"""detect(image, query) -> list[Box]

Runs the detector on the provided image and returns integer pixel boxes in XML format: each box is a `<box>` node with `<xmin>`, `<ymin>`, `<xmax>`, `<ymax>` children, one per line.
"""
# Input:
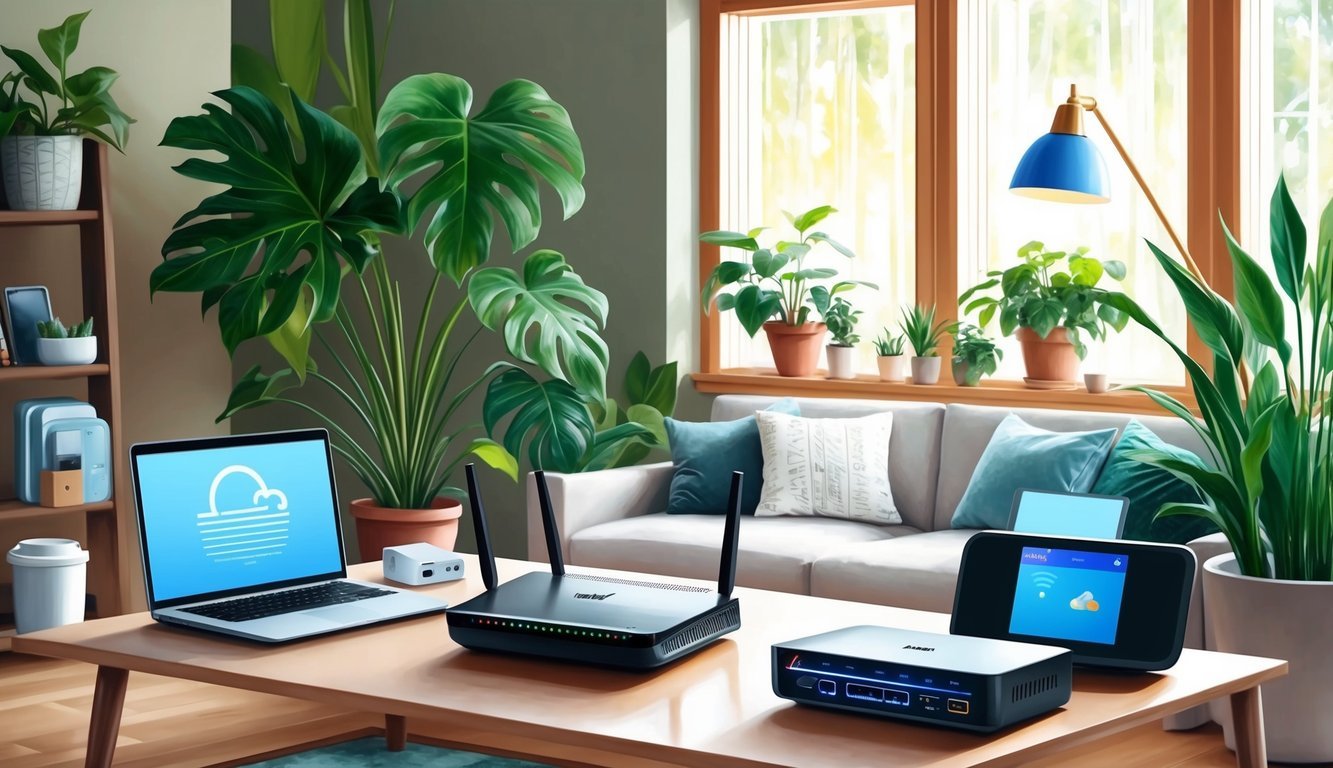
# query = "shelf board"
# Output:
<box><xmin>0</xmin><ymin>628</ymin><xmax>14</xmax><ymax>653</ymax></box>
<box><xmin>0</xmin><ymin>498</ymin><xmax>114</xmax><ymax>522</ymax></box>
<box><xmin>0</xmin><ymin>362</ymin><xmax>109</xmax><ymax>382</ymax></box>
<box><xmin>0</xmin><ymin>209</ymin><xmax>99</xmax><ymax>226</ymax></box>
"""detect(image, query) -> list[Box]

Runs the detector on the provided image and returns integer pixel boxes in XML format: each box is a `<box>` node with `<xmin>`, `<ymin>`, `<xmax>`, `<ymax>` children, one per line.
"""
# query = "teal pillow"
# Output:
<box><xmin>952</xmin><ymin>414</ymin><xmax>1117</xmax><ymax>530</ymax></box>
<box><xmin>665</xmin><ymin>399</ymin><xmax>800</xmax><ymax>515</ymax></box>
<box><xmin>1092</xmin><ymin>420</ymin><xmax>1219</xmax><ymax>544</ymax></box>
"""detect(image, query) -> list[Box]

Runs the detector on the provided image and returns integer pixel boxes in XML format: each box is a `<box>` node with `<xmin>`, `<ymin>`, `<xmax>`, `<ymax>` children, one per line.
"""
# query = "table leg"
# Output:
<box><xmin>385</xmin><ymin>714</ymin><xmax>406</xmax><ymax>752</ymax></box>
<box><xmin>85</xmin><ymin>666</ymin><xmax>128</xmax><ymax>768</ymax></box>
<box><xmin>1230</xmin><ymin>685</ymin><xmax>1267</xmax><ymax>768</ymax></box>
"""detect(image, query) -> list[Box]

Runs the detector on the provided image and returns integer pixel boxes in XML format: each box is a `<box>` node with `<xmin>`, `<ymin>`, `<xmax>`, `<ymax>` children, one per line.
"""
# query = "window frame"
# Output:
<box><xmin>697</xmin><ymin>0</ymin><xmax>1240</xmax><ymax>414</ymax></box>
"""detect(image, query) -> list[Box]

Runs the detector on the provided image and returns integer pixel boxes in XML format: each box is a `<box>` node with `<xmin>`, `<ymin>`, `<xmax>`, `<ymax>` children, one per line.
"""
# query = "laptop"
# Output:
<box><xmin>131</xmin><ymin>428</ymin><xmax>447</xmax><ymax>642</ymax></box>
<box><xmin>1008</xmin><ymin>488</ymin><xmax>1130</xmax><ymax>540</ymax></box>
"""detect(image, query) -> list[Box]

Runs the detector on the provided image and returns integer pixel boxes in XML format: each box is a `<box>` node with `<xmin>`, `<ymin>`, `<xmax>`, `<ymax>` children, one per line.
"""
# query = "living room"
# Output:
<box><xmin>0</xmin><ymin>0</ymin><xmax>1328</xmax><ymax>766</ymax></box>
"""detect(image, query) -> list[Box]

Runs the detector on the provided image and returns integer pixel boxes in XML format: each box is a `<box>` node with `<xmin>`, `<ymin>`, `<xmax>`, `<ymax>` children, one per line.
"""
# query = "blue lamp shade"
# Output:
<box><xmin>1009</xmin><ymin>132</ymin><xmax>1111</xmax><ymax>203</ymax></box>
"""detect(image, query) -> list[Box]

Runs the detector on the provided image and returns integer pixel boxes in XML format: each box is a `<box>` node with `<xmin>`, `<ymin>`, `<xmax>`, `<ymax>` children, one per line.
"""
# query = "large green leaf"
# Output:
<box><xmin>269</xmin><ymin>0</ymin><xmax>324</xmax><ymax>101</ymax></box>
<box><xmin>462</xmin><ymin>437</ymin><xmax>518</xmax><ymax>482</ymax></box>
<box><xmin>36</xmin><ymin>11</ymin><xmax>89</xmax><ymax>84</ymax></box>
<box><xmin>216</xmin><ymin>364</ymin><xmax>300</xmax><ymax>421</ymax></box>
<box><xmin>1222</xmin><ymin>218</ymin><xmax>1291</xmax><ymax>364</ymax></box>
<box><xmin>1</xmin><ymin>46</ymin><xmax>58</xmax><ymax>95</ymax></box>
<box><xmin>1145</xmin><ymin>239</ymin><xmax>1245</xmax><ymax>365</ymax></box>
<box><xmin>154</xmin><ymin>87</ymin><xmax>405</xmax><ymax>353</ymax></box>
<box><xmin>468</xmin><ymin>249</ymin><xmax>609</xmax><ymax>400</ymax></box>
<box><xmin>378</xmin><ymin>74</ymin><xmax>585</xmax><ymax>283</ymax></box>
<box><xmin>231</xmin><ymin>44</ymin><xmax>300</xmax><ymax>133</ymax></box>
<box><xmin>483</xmin><ymin>366</ymin><xmax>595</xmax><ymax>473</ymax></box>
<box><xmin>1269</xmin><ymin>175</ymin><xmax>1306</xmax><ymax>303</ymax></box>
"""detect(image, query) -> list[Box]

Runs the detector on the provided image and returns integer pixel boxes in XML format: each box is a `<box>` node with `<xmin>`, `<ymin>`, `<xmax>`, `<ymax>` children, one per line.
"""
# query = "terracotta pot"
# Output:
<box><xmin>1016</xmin><ymin>326</ymin><xmax>1080</xmax><ymax>383</ymax></box>
<box><xmin>952</xmin><ymin>358</ymin><xmax>981</xmax><ymax>387</ymax></box>
<box><xmin>763</xmin><ymin>321</ymin><xmax>826</xmax><ymax>377</ymax></box>
<box><xmin>1205</xmin><ymin>554</ymin><xmax>1333</xmax><ymax>762</ymax></box>
<box><xmin>877</xmin><ymin>355</ymin><xmax>907</xmax><ymax>382</ymax></box>
<box><xmin>349</xmin><ymin>497</ymin><xmax>462</xmax><ymax>563</ymax></box>
<box><xmin>910</xmin><ymin>356</ymin><xmax>941</xmax><ymax>385</ymax></box>
<box><xmin>825</xmin><ymin>344</ymin><xmax>856</xmax><ymax>379</ymax></box>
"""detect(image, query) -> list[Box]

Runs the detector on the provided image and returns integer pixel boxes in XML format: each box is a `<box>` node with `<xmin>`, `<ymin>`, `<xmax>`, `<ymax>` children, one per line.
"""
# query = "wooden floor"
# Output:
<box><xmin>0</xmin><ymin>652</ymin><xmax>1268</xmax><ymax>768</ymax></box>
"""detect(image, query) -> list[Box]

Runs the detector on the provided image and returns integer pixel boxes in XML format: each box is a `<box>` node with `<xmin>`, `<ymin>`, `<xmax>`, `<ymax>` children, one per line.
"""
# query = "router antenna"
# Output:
<box><xmin>534</xmin><ymin>470</ymin><xmax>566</xmax><ymax>576</ymax></box>
<box><xmin>718</xmin><ymin>471</ymin><xmax>743</xmax><ymax>598</ymax></box>
<box><xmin>465</xmin><ymin>464</ymin><xmax>498</xmax><ymax>591</ymax></box>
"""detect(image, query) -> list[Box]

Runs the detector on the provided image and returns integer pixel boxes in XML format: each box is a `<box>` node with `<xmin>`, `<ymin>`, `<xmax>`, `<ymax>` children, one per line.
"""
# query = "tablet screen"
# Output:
<box><xmin>1011</xmin><ymin>490</ymin><xmax>1126</xmax><ymax>539</ymax></box>
<box><xmin>1009</xmin><ymin>547</ymin><xmax>1128</xmax><ymax>645</ymax></box>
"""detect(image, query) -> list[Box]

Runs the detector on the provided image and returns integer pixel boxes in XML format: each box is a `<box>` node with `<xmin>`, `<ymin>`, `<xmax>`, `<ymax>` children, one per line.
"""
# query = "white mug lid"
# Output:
<box><xmin>6</xmin><ymin>538</ymin><xmax>89</xmax><ymax>567</ymax></box>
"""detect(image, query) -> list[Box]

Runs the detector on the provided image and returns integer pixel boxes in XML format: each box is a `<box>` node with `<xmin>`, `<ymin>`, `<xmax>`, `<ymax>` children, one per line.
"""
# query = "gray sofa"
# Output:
<box><xmin>526</xmin><ymin>395</ymin><xmax>1230</xmax><ymax>726</ymax></box>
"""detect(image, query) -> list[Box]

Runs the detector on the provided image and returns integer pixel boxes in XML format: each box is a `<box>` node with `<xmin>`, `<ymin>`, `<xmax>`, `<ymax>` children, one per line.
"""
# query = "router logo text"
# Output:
<box><xmin>574</xmin><ymin>592</ymin><xmax>615</xmax><ymax>601</ymax></box>
<box><xmin>902</xmin><ymin>644</ymin><xmax>935</xmax><ymax>652</ymax></box>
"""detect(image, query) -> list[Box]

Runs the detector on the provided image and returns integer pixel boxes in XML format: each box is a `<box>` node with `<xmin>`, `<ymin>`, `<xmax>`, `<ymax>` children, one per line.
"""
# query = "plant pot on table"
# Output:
<box><xmin>763</xmin><ymin>321</ymin><xmax>826</xmax><ymax>377</ymax></box>
<box><xmin>349</xmin><ymin>497</ymin><xmax>463</xmax><ymax>563</ymax></box>
<box><xmin>1016</xmin><ymin>326</ymin><xmax>1080</xmax><ymax>384</ymax></box>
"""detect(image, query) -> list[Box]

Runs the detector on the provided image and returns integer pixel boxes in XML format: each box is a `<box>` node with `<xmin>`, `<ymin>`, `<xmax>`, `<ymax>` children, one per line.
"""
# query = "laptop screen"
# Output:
<box><xmin>134</xmin><ymin>433</ymin><xmax>345</xmax><ymax>604</ymax></box>
<box><xmin>1010</xmin><ymin>490</ymin><xmax>1128</xmax><ymax>540</ymax></box>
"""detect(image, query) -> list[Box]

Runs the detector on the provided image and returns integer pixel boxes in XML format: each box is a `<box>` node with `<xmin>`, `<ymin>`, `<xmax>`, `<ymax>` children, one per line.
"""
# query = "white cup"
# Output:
<box><xmin>7</xmin><ymin>538</ymin><xmax>88</xmax><ymax>634</ymax></box>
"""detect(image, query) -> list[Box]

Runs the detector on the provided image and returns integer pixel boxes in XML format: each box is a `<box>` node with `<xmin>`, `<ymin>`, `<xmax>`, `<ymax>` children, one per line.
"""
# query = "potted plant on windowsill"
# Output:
<box><xmin>899</xmin><ymin>304</ymin><xmax>949</xmax><ymax>385</ymax></box>
<box><xmin>872</xmin><ymin>330</ymin><xmax>907</xmax><ymax>382</ymax></box>
<box><xmin>700</xmin><ymin>205</ymin><xmax>875</xmax><ymax>377</ymax></box>
<box><xmin>959</xmin><ymin>242</ymin><xmax>1128</xmax><ymax>387</ymax></box>
<box><xmin>820</xmin><ymin>295</ymin><xmax>861</xmax><ymax>380</ymax></box>
<box><xmin>35</xmin><ymin>316</ymin><xmax>95</xmax><ymax>365</ymax></box>
<box><xmin>1106</xmin><ymin>177</ymin><xmax>1333</xmax><ymax>762</ymax></box>
<box><xmin>950</xmin><ymin>323</ymin><xmax>1001</xmax><ymax>387</ymax></box>
<box><xmin>0</xmin><ymin>11</ymin><xmax>133</xmax><ymax>210</ymax></box>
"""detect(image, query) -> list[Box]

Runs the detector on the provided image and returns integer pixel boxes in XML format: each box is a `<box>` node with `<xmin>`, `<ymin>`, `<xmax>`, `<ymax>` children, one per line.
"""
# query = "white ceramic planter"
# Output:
<box><xmin>826</xmin><ymin>345</ymin><xmax>855</xmax><ymax>379</ymax></box>
<box><xmin>876</xmin><ymin>355</ymin><xmax>907</xmax><ymax>382</ymax></box>
<box><xmin>910</xmin><ymin>356</ymin><xmax>941</xmax><ymax>385</ymax></box>
<box><xmin>1204</xmin><ymin>553</ymin><xmax>1333</xmax><ymax>762</ymax></box>
<box><xmin>1</xmin><ymin>135</ymin><xmax>83</xmax><ymax>210</ymax></box>
<box><xmin>36</xmin><ymin>336</ymin><xmax>97</xmax><ymax>366</ymax></box>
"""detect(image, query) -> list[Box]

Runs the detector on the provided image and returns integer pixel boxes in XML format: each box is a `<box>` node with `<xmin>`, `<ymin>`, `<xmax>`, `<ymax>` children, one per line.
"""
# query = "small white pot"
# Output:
<box><xmin>877</xmin><ymin>355</ymin><xmax>907</xmax><ymax>382</ymax></box>
<box><xmin>36</xmin><ymin>336</ymin><xmax>97</xmax><ymax>366</ymax></box>
<box><xmin>825</xmin><ymin>345</ymin><xmax>856</xmax><ymax>380</ymax></box>
<box><xmin>910</xmin><ymin>356</ymin><xmax>941</xmax><ymax>385</ymax></box>
<box><xmin>1</xmin><ymin>135</ymin><xmax>83</xmax><ymax>211</ymax></box>
<box><xmin>1084</xmin><ymin>373</ymin><xmax>1109</xmax><ymax>394</ymax></box>
<box><xmin>1204</xmin><ymin>553</ymin><xmax>1333</xmax><ymax>762</ymax></box>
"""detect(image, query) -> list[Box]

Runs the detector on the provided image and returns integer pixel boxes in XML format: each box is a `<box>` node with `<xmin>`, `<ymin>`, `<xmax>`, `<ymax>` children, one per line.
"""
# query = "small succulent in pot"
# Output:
<box><xmin>872</xmin><ymin>329</ymin><xmax>908</xmax><ymax>383</ymax></box>
<box><xmin>950</xmin><ymin>323</ymin><xmax>1002</xmax><ymax>386</ymax></box>
<box><xmin>819</xmin><ymin>295</ymin><xmax>861</xmax><ymax>380</ymax></box>
<box><xmin>35</xmin><ymin>316</ymin><xmax>95</xmax><ymax>365</ymax></box>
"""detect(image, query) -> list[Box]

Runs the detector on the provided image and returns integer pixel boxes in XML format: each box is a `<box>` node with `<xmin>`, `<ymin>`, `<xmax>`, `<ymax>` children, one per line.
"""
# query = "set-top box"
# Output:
<box><xmin>772</xmin><ymin>625</ymin><xmax>1072</xmax><ymax>733</ymax></box>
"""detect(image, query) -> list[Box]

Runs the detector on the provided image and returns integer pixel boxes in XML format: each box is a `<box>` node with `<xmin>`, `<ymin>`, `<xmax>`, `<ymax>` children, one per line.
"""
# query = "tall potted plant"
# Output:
<box><xmin>959</xmin><ymin>243</ymin><xmax>1127</xmax><ymax>387</ymax></box>
<box><xmin>0</xmin><ymin>11</ymin><xmax>133</xmax><ymax>210</ymax></box>
<box><xmin>153</xmin><ymin>2</ymin><xmax>627</xmax><ymax>560</ymax></box>
<box><xmin>1107</xmin><ymin>177</ymin><xmax>1333</xmax><ymax>761</ymax></box>
<box><xmin>700</xmin><ymin>205</ymin><xmax>874</xmax><ymax>377</ymax></box>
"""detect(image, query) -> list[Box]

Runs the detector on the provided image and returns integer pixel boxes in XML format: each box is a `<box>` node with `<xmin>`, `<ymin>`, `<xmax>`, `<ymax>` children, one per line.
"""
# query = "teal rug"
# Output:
<box><xmin>240</xmin><ymin>737</ymin><xmax>553</xmax><ymax>767</ymax></box>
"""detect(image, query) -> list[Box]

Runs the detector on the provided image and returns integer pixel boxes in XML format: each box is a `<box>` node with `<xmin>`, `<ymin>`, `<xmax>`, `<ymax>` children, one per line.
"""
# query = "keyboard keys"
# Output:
<box><xmin>181</xmin><ymin>582</ymin><xmax>393</xmax><ymax>622</ymax></box>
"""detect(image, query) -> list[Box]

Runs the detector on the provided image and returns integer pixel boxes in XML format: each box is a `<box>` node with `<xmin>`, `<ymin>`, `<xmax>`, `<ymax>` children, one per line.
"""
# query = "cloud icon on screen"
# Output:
<box><xmin>195</xmin><ymin>465</ymin><xmax>292</xmax><ymax>563</ymax></box>
<box><xmin>1069</xmin><ymin>591</ymin><xmax>1100</xmax><ymax>612</ymax></box>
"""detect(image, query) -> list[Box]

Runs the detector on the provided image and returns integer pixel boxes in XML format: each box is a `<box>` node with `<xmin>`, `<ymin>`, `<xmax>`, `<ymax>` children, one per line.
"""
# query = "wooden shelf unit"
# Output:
<box><xmin>0</xmin><ymin>141</ymin><xmax>127</xmax><ymax>642</ymax></box>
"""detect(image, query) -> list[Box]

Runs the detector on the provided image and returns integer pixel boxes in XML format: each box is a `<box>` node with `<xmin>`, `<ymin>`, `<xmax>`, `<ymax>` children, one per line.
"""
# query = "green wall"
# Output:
<box><xmin>230</xmin><ymin>0</ymin><xmax>703</xmax><ymax>558</ymax></box>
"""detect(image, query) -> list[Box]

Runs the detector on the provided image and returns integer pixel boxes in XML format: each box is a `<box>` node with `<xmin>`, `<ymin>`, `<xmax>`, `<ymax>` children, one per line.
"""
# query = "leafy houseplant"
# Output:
<box><xmin>35</xmin><ymin>316</ymin><xmax>95</xmax><ymax>366</ymax></box>
<box><xmin>950</xmin><ymin>323</ymin><xmax>1001</xmax><ymax>387</ymax></box>
<box><xmin>872</xmin><ymin>330</ymin><xmax>908</xmax><ymax>382</ymax></box>
<box><xmin>959</xmin><ymin>242</ymin><xmax>1128</xmax><ymax>385</ymax></box>
<box><xmin>1107</xmin><ymin>178</ymin><xmax>1332</xmax><ymax>759</ymax></box>
<box><xmin>700</xmin><ymin>205</ymin><xmax>874</xmax><ymax>377</ymax></box>
<box><xmin>577</xmin><ymin>352</ymin><xmax>678</xmax><ymax>472</ymax></box>
<box><xmin>0</xmin><ymin>11</ymin><xmax>133</xmax><ymax>210</ymax></box>
<box><xmin>153</xmin><ymin>1</ymin><xmax>627</xmax><ymax>559</ymax></box>
<box><xmin>821</xmin><ymin>295</ymin><xmax>861</xmax><ymax>380</ymax></box>
<box><xmin>899</xmin><ymin>304</ymin><xmax>950</xmax><ymax>385</ymax></box>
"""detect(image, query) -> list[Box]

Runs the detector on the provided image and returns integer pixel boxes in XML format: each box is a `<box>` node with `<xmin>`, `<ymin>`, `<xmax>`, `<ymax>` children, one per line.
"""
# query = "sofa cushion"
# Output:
<box><xmin>664</xmin><ymin>398</ymin><xmax>799</xmax><ymax>515</ymax></box>
<box><xmin>951</xmin><ymin>414</ymin><xmax>1117</xmax><ymax>529</ymax></box>
<box><xmin>810</xmin><ymin>529</ymin><xmax>978</xmax><ymax>613</ymax></box>
<box><xmin>1092</xmin><ymin>419</ymin><xmax>1220</xmax><ymax>543</ymax></box>
<box><xmin>710</xmin><ymin>395</ymin><xmax>945</xmax><ymax>531</ymax></box>
<box><xmin>569</xmin><ymin>513</ymin><xmax>920</xmax><ymax>594</ymax></box>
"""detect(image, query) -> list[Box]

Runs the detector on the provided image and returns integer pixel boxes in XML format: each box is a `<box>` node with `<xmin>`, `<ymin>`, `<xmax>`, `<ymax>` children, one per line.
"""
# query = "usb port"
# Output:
<box><xmin>846</xmin><ymin>683</ymin><xmax>884</xmax><ymax>702</ymax></box>
<box><xmin>947</xmin><ymin>698</ymin><xmax>970</xmax><ymax>715</ymax></box>
<box><xmin>884</xmin><ymin>689</ymin><xmax>911</xmax><ymax>707</ymax></box>
<box><xmin>817</xmin><ymin>679</ymin><xmax>836</xmax><ymax>696</ymax></box>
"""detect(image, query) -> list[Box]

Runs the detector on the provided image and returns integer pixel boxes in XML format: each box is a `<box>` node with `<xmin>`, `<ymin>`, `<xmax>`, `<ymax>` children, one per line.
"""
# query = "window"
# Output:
<box><xmin>958</xmin><ymin>0</ymin><xmax>1190</xmax><ymax>385</ymax></box>
<box><xmin>717</xmin><ymin>4</ymin><xmax>917</xmax><ymax>373</ymax></box>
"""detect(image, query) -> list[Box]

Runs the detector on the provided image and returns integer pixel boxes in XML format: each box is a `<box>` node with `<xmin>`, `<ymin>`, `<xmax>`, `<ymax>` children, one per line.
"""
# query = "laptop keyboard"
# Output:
<box><xmin>180</xmin><ymin>582</ymin><xmax>394</xmax><ymax>623</ymax></box>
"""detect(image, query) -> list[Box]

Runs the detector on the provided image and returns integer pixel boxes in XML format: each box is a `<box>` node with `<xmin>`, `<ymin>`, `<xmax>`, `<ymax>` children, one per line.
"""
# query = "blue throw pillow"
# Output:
<box><xmin>1091</xmin><ymin>420</ymin><xmax>1220</xmax><ymax>544</ymax></box>
<box><xmin>951</xmin><ymin>414</ymin><xmax>1117</xmax><ymax>530</ymax></box>
<box><xmin>665</xmin><ymin>399</ymin><xmax>800</xmax><ymax>515</ymax></box>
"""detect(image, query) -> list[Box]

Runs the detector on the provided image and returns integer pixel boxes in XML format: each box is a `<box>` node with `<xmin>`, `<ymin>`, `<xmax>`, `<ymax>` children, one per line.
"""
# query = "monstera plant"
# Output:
<box><xmin>151</xmin><ymin>1</ymin><xmax>641</xmax><ymax>557</ymax></box>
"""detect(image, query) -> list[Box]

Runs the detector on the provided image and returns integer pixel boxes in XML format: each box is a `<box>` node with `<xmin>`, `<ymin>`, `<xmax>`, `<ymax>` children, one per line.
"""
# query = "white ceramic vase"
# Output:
<box><xmin>1204</xmin><ymin>553</ymin><xmax>1333</xmax><ymax>762</ymax></box>
<box><xmin>1</xmin><ymin>135</ymin><xmax>83</xmax><ymax>211</ymax></box>
<box><xmin>910</xmin><ymin>356</ymin><xmax>941</xmax><ymax>385</ymax></box>
<box><xmin>36</xmin><ymin>336</ymin><xmax>97</xmax><ymax>366</ymax></box>
<box><xmin>876</xmin><ymin>355</ymin><xmax>907</xmax><ymax>382</ymax></box>
<box><xmin>825</xmin><ymin>345</ymin><xmax>856</xmax><ymax>380</ymax></box>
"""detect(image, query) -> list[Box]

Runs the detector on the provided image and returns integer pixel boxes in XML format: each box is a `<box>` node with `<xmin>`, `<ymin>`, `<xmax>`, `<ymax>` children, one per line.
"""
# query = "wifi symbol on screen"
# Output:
<box><xmin>1031</xmin><ymin>571</ymin><xmax>1057</xmax><ymax>598</ymax></box>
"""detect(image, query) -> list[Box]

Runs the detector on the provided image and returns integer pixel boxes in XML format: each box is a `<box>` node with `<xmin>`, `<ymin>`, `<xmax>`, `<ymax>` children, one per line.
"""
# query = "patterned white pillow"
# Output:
<box><xmin>754</xmin><ymin>410</ymin><xmax>900</xmax><ymax>523</ymax></box>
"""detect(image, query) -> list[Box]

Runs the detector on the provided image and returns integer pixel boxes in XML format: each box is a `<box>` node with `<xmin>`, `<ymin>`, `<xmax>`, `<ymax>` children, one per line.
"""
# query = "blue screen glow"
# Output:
<box><xmin>137</xmin><ymin>439</ymin><xmax>343</xmax><ymax>602</ymax></box>
<box><xmin>1009</xmin><ymin>546</ymin><xmax>1128</xmax><ymax>645</ymax></box>
<box><xmin>1011</xmin><ymin>491</ymin><xmax>1125</xmax><ymax>539</ymax></box>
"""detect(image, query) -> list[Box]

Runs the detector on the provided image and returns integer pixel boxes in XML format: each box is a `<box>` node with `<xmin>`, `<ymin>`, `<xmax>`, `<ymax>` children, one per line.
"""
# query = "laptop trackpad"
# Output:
<box><xmin>306</xmin><ymin>603</ymin><xmax>383</xmax><ymax>623</ymax></box>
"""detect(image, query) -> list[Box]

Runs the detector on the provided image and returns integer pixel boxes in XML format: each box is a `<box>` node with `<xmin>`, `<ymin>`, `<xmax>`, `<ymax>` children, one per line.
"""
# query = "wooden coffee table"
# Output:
<box><xmin>14</xmin><ymin>557</ymin><xmax>1285</xmax><ymax>768</ymax></box>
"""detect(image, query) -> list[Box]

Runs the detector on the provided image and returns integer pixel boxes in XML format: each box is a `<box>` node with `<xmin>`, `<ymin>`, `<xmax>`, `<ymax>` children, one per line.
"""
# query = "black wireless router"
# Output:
<box><xmin>445</xmin><ymin>464</ymin><xmax>744</xmax><ymax>669</ymax></box>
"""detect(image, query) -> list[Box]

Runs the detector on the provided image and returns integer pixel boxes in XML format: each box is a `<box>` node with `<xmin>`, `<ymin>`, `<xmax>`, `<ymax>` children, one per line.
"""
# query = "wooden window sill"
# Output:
<box><xmin>691</xmin><ymin>368</ymin><xmax>1198</xmax><ymax>416</ymax></box>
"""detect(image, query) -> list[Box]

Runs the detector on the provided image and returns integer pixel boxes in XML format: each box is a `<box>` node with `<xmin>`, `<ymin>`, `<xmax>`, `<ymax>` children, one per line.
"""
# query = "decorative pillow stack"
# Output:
<box><xmin>753</xmin><ymin>410</ymin><xmax>900</xmax><ymax>524</ymax></box>
<box><xmin>664</xmin><ymin>399</ymin><xmax>800</xmax><ymax>516</ymax></box>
